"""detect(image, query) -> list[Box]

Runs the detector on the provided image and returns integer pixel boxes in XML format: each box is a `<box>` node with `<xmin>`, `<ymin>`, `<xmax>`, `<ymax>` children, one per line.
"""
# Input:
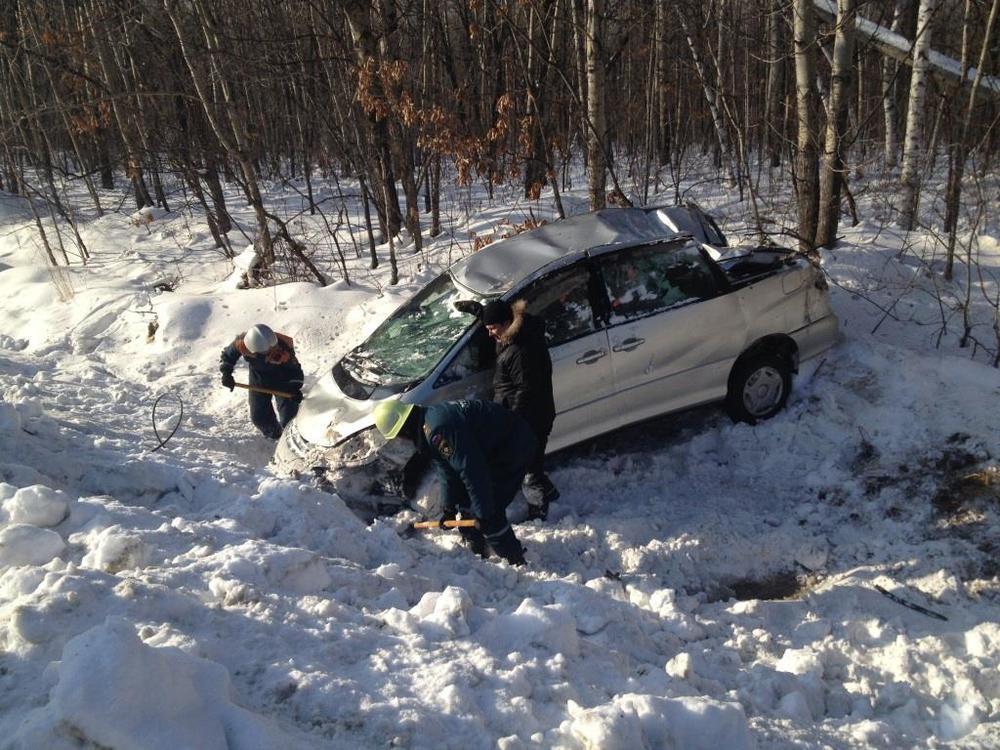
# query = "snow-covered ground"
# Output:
<box><xmin>0</xmin><ymin>165</ymin><xmax>998</xmax><ymax>749</ymax></box>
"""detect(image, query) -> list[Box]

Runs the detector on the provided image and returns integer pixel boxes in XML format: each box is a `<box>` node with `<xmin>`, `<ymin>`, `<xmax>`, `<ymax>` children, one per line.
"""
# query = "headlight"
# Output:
<box><xmin>330</xmin><ymin>427</ymin><xmax>387</xmax><ymax>468</ymax></box>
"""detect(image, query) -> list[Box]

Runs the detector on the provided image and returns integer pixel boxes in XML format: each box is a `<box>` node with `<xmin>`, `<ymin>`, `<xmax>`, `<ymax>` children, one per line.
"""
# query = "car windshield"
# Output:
<box><xmin>342</xmin><ymin>273</ymin><xmax>482</xmax><ymax>387</ymax></box>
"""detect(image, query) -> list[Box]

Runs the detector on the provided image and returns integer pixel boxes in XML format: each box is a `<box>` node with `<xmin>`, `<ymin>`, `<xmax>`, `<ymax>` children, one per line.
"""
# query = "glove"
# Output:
<box><xmin>221</xmin><ymin>372</ymin><xmax>235</xmax><ymax>391</ymax></box>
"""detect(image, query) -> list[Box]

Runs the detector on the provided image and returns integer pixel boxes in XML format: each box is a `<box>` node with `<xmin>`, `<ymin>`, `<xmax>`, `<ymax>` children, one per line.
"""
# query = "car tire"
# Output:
<box><xmin>726</xmin><ymin>351</ymin><xmax>792</xmax><ymax>423</ymax></box>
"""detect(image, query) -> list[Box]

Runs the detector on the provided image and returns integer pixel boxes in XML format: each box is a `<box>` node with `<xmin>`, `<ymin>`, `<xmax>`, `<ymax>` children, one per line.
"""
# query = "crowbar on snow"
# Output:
<box><xmin>234</xmin><ymin>382</ymin><xmax>295</xmax><ymax>399</ymax></box>
<box><xmin>412</xmin><ymin>519</ymin><xmax>479</xmax><ymax>530</ymax></box>
<box><xmin>874</xmin><ymin>584</ymin><xmax>948</xmax><ymax>622</ymax></box>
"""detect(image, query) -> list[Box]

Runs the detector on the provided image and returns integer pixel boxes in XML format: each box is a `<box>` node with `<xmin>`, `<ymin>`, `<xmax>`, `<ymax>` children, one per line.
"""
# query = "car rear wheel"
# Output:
<box><xmin>726</xmin><ymin>352</ymin><xmax>792</xmax><ymax>423</ymax></box>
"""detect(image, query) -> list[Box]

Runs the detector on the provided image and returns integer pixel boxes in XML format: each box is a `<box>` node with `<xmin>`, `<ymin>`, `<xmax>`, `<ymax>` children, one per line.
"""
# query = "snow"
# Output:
<box><xmin>1</xmin><ymin>164</ymin><xmax>999</xmax><ymax>748</ymax></box>
<box><xmin>14</xmin><ymin>617</ymin><xmax>289</xmax><ymax>750</ymax></box>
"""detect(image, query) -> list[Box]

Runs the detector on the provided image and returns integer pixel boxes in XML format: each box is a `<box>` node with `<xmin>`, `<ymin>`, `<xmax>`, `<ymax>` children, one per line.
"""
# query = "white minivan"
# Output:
<box><xmin>274</xmin><ymin>205</ymin><xmax>838</xmax><ymax>513</ymax></box>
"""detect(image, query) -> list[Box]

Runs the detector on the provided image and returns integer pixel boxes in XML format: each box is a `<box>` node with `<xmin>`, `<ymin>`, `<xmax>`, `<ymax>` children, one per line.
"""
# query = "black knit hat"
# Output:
<box><xmin>481</xmin><ymin>300</ymin><xmax>513</xmax><ymax>325</ymax></box>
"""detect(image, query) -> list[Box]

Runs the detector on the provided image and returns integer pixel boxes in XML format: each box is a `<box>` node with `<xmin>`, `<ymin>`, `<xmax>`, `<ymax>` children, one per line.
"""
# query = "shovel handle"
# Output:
<box><xmin>234</xmin><ymin>382</ymin><xmax>295</xmax><ymax>399</ymax></box>
<box><xmin>412</xmin><ymin>519</ymin><xmax>479</xmax><ymax>529</ymax></box>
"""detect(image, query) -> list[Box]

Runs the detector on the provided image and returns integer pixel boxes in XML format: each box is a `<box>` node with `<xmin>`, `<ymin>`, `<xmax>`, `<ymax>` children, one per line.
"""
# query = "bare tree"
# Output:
<box><xmin>585</xmin><ymin>0</ymin><xmax>607</xmax><ymax>209</ymax></box>
<box><xmin>816</xmin><ymin>0</ymin><xmax>857</xmax><ymax>248</ymax></box>
<box><xmin>793</xmin><ymin>0</ymin><xmax>819</xmax><ymax>252</ymax></box>
<box><xmin>896</xmin><ymin>0</ymin><xmax>939</xmax><ymax>230</ymax></box>
<box><xmin>943</xmin><ymin>0</ymin><xmax>999</xmax><ymax>279</ymax></box>
<box><xmin>881</xmin><ymin>0</ymin><xmax>907</xmax><ymax>168</ymax></box>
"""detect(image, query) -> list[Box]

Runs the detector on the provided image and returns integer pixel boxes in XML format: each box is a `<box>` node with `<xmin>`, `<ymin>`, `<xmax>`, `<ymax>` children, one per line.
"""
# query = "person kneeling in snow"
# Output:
<box><xmin>219</xmin><ymin>324</ymin><xmax>304</xmax><ymax>439</ymax></box>
<box><xmin>374</xmin><ymin>399</ymin><xmax>536</xmax><ymax>566</ymax></box>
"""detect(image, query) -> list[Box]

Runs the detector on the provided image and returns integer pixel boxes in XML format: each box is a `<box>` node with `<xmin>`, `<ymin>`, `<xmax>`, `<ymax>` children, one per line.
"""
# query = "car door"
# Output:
<box><xmin>518</xmin><ymin>263</ymin><xmax>617</xmax><ymax>452</ymax></box>
<box><xmin>594</xmin><ymin>239</ymin><xmax>747</xmax><ymax>427</ymax></box>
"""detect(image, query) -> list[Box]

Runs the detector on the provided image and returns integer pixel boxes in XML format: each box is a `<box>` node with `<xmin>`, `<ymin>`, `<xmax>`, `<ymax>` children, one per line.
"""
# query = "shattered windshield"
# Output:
<box><xmin>342</xmin><ymin>273</ymin><xmax>482</xmax><ymax>387</ymax></box>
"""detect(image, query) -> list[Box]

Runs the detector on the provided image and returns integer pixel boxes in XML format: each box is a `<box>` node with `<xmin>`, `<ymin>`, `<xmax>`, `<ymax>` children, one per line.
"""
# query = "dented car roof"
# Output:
<box><xmin>450</xmin><ymin>206</ymin><xmax>723</xmax><ymax>296</ymax></box>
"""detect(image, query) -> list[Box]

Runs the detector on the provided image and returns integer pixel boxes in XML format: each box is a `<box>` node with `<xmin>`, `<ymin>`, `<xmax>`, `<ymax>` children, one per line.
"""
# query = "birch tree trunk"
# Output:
<box><xmin>816</xmin><ymin>0</ymin><xmax>856</xmax><ymax>248</ymax></box>
<box><xmin>655</xmin><ymin>0</ymin><xmax>670</xmax><ymax>166</ymax></box>
<box><xmin>585</xmin><ymin>0</ymin><xmax>606</xmax><ymax>209</ymax></box>
<box><xmin>523</xmin><ymin>4</ymin><xmax>547</xmax><ymax>197</ymax></box>
<box><xmin>674</xmin><ymin>7</ymin><xmax>737</xmax><ymax>187</ymax></box>
<box><xmin>794</xmin><ymin>0</ymin><xmax>819</xmax><ymax>252</ymax></box>
<box><xmin>896</xmin><ymin>0</ymin><xmax>939</xmax><ymax>230</ymax></box>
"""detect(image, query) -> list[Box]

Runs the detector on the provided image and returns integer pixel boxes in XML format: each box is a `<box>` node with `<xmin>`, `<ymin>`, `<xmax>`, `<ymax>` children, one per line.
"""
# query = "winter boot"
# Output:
<box><xmin>486</xmin><ymin>527</ymin><xmax>526</xmax><ymax>566</ymax></box>
<box><xmin>526</xmin><ymin>484</ymin><xmax>559</xmax><ymax>522</ymax></box>
<box><xmin>458</xmin><ymin>526</ymin><xmax>489</xmax><ymax>558</ymax></box>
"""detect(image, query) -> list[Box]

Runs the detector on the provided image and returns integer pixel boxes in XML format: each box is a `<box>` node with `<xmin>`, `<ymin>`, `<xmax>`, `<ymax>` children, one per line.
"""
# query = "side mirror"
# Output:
<box><xmin>453</xmin><ymin>299</ymin><xmax>483</xmax><ymax>317</ymax></box>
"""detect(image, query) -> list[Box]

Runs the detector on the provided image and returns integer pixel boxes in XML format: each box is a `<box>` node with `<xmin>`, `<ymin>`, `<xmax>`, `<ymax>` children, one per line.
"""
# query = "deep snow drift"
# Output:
<box><xmin>0</xmin><ymin>167</ymin><xmax>998</xmax><ymax>749</ymax></box>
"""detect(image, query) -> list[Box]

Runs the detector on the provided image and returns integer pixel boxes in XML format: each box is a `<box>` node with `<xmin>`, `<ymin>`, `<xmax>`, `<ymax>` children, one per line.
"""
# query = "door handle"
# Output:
<box><xmin>612</xmin><ymin>337</ymin><xmax>646</xmax><ymax>353</ymax></box>
<box><xmin>575</xmin><ymin>349</ymin><xmax>607</xmax><ymax>365</ymax></box>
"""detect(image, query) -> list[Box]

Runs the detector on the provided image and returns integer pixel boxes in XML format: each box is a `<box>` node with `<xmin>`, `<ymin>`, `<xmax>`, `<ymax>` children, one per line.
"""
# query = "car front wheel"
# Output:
<box><xmin>726</xmin><ymin>352</ymin><xmax>792</xmax><ymax>423</ymax></box>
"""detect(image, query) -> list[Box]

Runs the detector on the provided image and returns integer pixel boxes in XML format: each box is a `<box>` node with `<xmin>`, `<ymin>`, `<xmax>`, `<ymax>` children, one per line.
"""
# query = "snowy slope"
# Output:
<box><xmin>0</xmin><ymin>171</ymin><xmax>998</xmax><ymax>749</ymax></box>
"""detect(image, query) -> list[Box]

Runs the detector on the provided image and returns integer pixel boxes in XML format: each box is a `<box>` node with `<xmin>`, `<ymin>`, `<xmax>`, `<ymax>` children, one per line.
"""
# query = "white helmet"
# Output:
<box><xmin>244</xmin><ymin>324</ymin><xmax>278</xmax><ymax>354</ymax></box>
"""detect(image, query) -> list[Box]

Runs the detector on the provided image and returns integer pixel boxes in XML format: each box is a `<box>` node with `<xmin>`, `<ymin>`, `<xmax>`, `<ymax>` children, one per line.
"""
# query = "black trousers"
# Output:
<box><xmin>249</xmin><ymin>392</ymin><xmax>299</xmax><ymax>439</ymax></box>
<box><xmin>521</xmin><ymin>432</ymin><xmax>556</xmax><ymax>507</ymax></box>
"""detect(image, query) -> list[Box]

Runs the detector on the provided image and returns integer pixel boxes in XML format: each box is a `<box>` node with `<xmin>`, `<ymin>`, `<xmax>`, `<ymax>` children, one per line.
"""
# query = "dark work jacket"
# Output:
<box><xmin>417</xmin><ymin>400</ymin><xmax>537</xmax><ymax>534</ymax></box>
<box><xmin>492</xmin><ymin>301</ymin><xmax>555</xmax><ymax>438</ymax></box>
<box><xmin>219</xmin><ymin>332</ymin><xmax>305</xmax><ymax>392</ymax></box>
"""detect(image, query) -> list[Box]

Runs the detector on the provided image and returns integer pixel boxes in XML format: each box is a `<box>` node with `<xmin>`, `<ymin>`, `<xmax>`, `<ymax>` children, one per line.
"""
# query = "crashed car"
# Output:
<box><xmin>274</xmin><ymin>204</ymin><xmax>838</xmax><ymax>513</ymax></box>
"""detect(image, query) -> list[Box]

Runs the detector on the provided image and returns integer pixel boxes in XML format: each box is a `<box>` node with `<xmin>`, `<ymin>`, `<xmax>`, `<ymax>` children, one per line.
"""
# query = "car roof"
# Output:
<box><xmin>449</xmin><ymin>206</ymin><xmax>713</xmax><ymax>296</ymax></box>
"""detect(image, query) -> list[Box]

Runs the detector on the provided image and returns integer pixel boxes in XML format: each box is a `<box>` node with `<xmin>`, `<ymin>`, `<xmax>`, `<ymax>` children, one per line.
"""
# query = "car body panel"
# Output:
<box><xmin>604</xmin><ymin>294</ymin><xmax>747</xmax><ymax>427</ymax></box>
<box><xmin>546</xmin><ymin>329</ymin><xmax>617</xmax><ymax>451</ymax></box>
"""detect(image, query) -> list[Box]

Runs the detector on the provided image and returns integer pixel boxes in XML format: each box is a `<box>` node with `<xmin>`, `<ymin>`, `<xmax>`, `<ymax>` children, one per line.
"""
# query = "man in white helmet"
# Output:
<box><xmin>219</xmin><ymin>324</ymin><xmax>305</xmax><ymax>439</ymax></box>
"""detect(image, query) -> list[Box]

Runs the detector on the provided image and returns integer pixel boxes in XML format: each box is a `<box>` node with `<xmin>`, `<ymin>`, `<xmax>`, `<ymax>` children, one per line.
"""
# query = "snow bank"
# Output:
<box><xmin>0</xmin><ymin>524</ymin><xmax>65</xmax><ymax>567</ymax></box>
<box><xmin>566</xmin><ymin>693</ymin><xmax>751</xmax><ymax>750</ymax></box>
<box><xmin>13</xmin><ymin>617</ymin><xmax>291</xmax><ymax>750</ymax></box>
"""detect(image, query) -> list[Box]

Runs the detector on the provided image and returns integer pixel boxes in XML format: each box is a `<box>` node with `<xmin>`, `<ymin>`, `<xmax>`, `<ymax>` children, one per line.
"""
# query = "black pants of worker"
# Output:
<box><xmin>521</xmin><ymin>433</ymin><xmax>558</xmax><ymax>515</ymax></box>
<box><xmin>445</xmin><ymin>459</ymin><xmax>530</xmax><ymax>565</ymax></box>
<box><xmin>249</xmin><ymin>392</ymin><xmax>299</xmax><ymax>439</ymax></box>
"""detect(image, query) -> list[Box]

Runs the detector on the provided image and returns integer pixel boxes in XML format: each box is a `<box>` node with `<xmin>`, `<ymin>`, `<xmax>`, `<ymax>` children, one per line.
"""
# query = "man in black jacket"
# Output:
<box><xmin>482</xmin><ymin>299</ymin><xmax>559</xmax><ymax>521</ymax></box>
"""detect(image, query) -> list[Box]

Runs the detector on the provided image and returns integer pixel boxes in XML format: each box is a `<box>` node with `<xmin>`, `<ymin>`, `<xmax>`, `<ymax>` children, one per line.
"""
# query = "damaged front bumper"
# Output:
<box><xmin>273</xmin><ymin>421</ymin><xmax>426</xmax><ymax>516</ymax></box>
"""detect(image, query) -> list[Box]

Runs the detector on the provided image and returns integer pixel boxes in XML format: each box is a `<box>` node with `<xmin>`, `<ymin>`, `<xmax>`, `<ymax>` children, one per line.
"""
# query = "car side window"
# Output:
<box><xmin>436</xmin><ymin>325</ymin><xmax>495</xmax><ymax>386</ymax></box>
<box><xmin>599</xmin><ymin>241</ymin><xmax>716</xmax><ymax>323</ymax></box>
<box><xmin>521</xmin><ymin>265</ymin><xmax>602</xmax><ymax>347</ymax></box>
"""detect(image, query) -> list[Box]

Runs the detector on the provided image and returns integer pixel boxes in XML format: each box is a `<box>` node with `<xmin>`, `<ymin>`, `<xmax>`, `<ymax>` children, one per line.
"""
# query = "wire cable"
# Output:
<box><xmin>149</xmin><ymin>391</ymin><xmax>183</xmax><ymax>452</ymax></box>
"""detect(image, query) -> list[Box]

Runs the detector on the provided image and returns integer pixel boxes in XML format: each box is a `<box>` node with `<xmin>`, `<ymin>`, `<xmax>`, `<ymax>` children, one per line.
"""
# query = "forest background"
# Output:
<box><xmin>1</xmin><ymin>0</ymin><xmax>997</xmax><ymax>321</ymax></box>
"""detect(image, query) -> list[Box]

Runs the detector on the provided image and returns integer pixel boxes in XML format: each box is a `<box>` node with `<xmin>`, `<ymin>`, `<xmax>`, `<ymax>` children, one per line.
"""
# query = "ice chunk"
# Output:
<box><xmin>5</xmin><ymin>484</ymin><xmax>70</xmax><ymax>527</ymax></box>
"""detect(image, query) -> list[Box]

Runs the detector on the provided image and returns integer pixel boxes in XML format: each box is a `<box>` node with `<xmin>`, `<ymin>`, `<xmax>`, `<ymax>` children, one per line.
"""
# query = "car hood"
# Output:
<box><xmin>295</xmin><ymin>371</ymin><xmax>377</xmax><ymax>447</ymax></box>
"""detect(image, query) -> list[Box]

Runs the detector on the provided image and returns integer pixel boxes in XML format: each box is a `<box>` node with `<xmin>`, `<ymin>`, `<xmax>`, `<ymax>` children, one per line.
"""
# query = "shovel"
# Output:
<box><xmin>233</xmin><ymin>382</ymin><xmax>295</xmax><ymax>399</ymax></box>
<box><xmin>412</xmin><ymin>519</ymin><xmax>478</xmax><ymax>530</ymax></box>
<box><xmin>400</xmin><ymin>518</ymin><xmax>478</xmax><ymax>539</ymax></box>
